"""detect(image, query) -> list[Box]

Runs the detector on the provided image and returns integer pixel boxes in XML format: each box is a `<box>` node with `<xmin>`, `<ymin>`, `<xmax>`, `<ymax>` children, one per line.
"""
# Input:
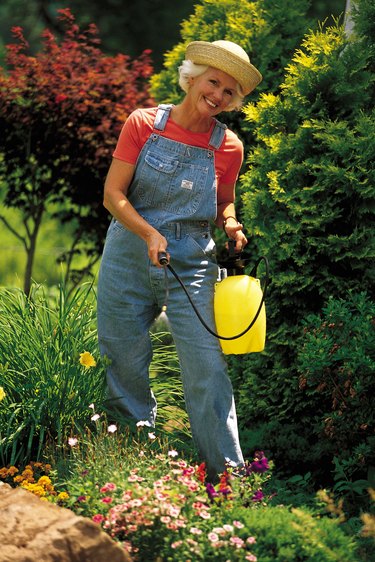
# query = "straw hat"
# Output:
<box><xmin>185</xmin><ymin>40</ymin><xmax>262</xmax><ymax>95</ymax></box>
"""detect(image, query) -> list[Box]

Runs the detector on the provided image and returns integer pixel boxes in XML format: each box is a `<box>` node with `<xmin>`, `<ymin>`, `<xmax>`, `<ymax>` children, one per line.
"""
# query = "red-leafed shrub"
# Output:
<box><xmin>0</xmin><ymin>8</ymin><xmax>154</xmax><ymax>292</ymax></box>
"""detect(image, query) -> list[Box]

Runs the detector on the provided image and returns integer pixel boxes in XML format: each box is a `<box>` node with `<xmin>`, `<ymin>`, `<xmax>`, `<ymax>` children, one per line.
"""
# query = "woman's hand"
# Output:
<box><xmin>146</xmin><ymin>231</ymin><xmax>170</xmax><ymax>267</ymax></box>
<box><xmin>223</xmin><ymin>217</ymin><xmax>248</xmax><ymax>252</ymax></box>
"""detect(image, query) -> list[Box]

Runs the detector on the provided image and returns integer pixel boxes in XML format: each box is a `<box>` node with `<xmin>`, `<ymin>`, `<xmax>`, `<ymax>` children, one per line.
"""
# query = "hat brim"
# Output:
<box><xmin>185</xmin><ymin>41</ymin><xmax>262</xmax><ymax>96</ymax></box>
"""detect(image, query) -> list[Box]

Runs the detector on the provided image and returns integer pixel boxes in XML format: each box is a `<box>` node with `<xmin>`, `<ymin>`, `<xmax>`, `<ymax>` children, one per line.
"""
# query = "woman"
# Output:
<box><xmin>97</xmin><ymin>40</ymin><xmax>262</xmax><ymax>481</ymax></box>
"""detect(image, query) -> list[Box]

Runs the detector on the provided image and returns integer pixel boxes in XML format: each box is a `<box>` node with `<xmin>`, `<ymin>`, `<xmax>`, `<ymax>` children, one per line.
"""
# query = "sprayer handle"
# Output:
<box><xmin>158</xmin><ymin>251</ymin><xmax>169</xmax><ymax>266</ymax></box>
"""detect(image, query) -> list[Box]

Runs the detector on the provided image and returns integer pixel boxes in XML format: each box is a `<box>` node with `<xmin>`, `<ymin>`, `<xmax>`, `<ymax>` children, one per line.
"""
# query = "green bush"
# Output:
<box><xmin>231</xmin><ymin>0</ymin><xmax>375</xmax><ymax>481</ymax></box>
<box><xmin>296</xmin><ymin>291</ymin><xmax>375</xmax><ymax>467</ymax></box>
<box><xmin>235</xmin><ymin>505</ymin><xmax>358</xmax><ymax>561</ymax></box>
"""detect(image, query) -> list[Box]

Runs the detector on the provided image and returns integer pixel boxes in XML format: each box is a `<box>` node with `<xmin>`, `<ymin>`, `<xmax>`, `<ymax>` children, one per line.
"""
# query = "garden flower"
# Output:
<box><xmin>92</xmin><ymin>514</ymin><xmax>105</xmax><ymax>524</ymax></box>
<box><xmin>57</xmin><ymin>491</ymin><xmax>69</xmax><ymax>502</ymax></box>
<box><xmin>168</xmin><ymin>449</ymin><xmax>178</xmax><ymax>457</ymax></box>
<box><xmin>208</xmin><ymin>532</ymin><xmax>219</xmax><ymax>542</ymax></box>
<box><xmin>100</xmin><ymin>482</ymin><xmax>116</xmax><ymax>493</ymax></box>
<box><xmin>91</xmin><ymin>413</ymin><xmax>100</xmax><ymax>422</ymax></box>
<box><xmin>88</xmin><ymin>403</ymin><xmax>95</xmax><ymax>409</ymax></box>
<box><xmin>250</xmin><ymin>451</ymin><xmax>269</xmax><ymax>473</ymax></box>
<box><xmin>229</xmin><ymin>536</ymin><xmax>244</xmax><ymax>548</ymax></box>
<box><xmin>206</xmin><ymin>482</ymin><xmax>219</xmax><ymax>500</ymax></box>
<box><xmin>107</xmin><ymin>424</ymin><xmax>117</xmax><ymax>433</ymax></box>
<box><xmin>68</xmin><ymin>437</ymin><xmax>78</xmax><ymax>447</ymax></box>
<box><xmin>0</xmin><ymin>386</ymin><xmax>5</xmax><ymax>401</ymax></box>
<box><xmin>245</xmin><ymin>555</ymin><xmax>257</xmax><ymax>561</ymax></box>
<box><xmin>233</xmin><ymin>520</ymin><xmax>244</xmax><ymax>529</ymax></box>
<box><xmin>101</xmin><ymin>496</ymin><xmax>113</xmax><ymax>504</ymax></box>
<box><xmin>247</xmin><ymin>536</ymin><xmax>256</xmax><ymax>544</ymax></box>
<box><xmin>148</xmin><ymin>432</ymin><xmax>156</xmax><ymax>440</ymax></box>
<box><xmin>79</xmin><ymin>351</ymin><xmax>97</xmax><ymax>368</ymax></box>
<box><xmin>252</xmin><ymin>489</ymin><xmax>264</xmax><ymax>502</ymax></box>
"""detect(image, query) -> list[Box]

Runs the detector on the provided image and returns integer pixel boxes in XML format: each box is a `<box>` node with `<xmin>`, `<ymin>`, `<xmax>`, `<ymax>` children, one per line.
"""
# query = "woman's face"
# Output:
<box><xmin>188</xmin><ymin>67</ymin><xmax>238</xmax><ymax>116</ymax></box>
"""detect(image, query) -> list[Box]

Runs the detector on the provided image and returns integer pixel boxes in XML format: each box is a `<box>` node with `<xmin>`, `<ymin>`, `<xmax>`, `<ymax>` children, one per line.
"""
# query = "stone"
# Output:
<box><xmin>0</xmin><ymin>482</ymin><xmax>131</xmax><ymax>562</ymax></box>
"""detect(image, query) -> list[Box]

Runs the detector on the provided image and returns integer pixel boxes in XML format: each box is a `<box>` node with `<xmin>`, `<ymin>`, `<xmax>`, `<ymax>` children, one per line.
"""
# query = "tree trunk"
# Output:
<box><xmin>23</xmin><ymin>206</ymin><xmax>44</xmax><ymax>296</ymax></box>
<box><xmin>344</xmin><ymin>0</ymin><xmax>354</xmax><ymax>36</ymax></box>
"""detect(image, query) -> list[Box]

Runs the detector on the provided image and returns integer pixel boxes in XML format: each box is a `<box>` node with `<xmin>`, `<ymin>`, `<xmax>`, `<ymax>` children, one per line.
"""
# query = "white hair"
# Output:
<box><xmin>178</xmin><ymin>59</ymin><xmax>244</xmax><ymax>111</ymax></box>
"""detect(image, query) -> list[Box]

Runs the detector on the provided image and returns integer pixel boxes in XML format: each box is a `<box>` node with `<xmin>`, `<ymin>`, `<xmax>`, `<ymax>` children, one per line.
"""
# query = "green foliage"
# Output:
<box><xmin>231</xmin><ymin>0</ymin><xmax>375</xmax><ymax>481</ymax></box>
<box><xmin>235</xmin><ymin>504</ymin><xmax>358</xmax><ymax>561</ymax></box>
<box><xmin>0</xmin><ymin>282</ymin><xmax>106</xmax><ymax>465</ymax></box>
<box><xmin>150</xmin><ymin>0</ymin><xmax>312</xmax><ymax>141</ymax></box>
<box><xmin>0</xmin><ymin>9</ymin><xmax>154</xmax><ymax>292</ymax></box>
<box><xmin>296</xmin><ymin>291</ymin><xmax>375</xmax><ymax>466</ymax></box>
<box><xmin>0</xmin><ymin>283</ymin><xmax>186</xmax><ymax>466</ymax></box>
<box><xmin>45</xmin><ymin>427</ymin><xmax>271</xmax><ymax>561</ymax></box>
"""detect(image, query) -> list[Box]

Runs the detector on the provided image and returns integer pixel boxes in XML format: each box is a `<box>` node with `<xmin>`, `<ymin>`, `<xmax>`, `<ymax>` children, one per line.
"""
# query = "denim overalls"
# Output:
<box><xmin>97</xmin><ymin>104</ymin><xmax>244</xmax><ymax>479</ymax></box>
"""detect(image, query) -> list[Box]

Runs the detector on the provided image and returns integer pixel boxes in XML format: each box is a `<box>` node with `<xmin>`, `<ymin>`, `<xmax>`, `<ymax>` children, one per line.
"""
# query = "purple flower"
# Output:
<box><xmin>252</xmin><ymin>489</ymin><xmax>264</xmax><ymax>502</ymax></box>
<box><xmin>206</xmin><ymin>482</ymin><xmax>219</xmax><ymax>500</ymax></box>
<box><xmin>250</xmin><ymin>451</ymin><xmax>269</xmax><ymax>473</ymax></box>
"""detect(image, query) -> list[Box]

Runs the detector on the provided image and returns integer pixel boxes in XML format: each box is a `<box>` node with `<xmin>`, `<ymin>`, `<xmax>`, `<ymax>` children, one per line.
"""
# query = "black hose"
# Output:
<box><xmin>158</xmin><ymin>252</ymin><xmax>269</xmax><ymax>341</ymax></box>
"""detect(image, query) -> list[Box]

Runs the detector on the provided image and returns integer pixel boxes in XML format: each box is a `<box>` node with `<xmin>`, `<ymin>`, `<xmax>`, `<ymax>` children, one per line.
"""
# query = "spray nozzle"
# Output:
<box><xmin>158</xmin><ymin>251</ymin><xmax>169</xmax><ymax>266</ymax></box>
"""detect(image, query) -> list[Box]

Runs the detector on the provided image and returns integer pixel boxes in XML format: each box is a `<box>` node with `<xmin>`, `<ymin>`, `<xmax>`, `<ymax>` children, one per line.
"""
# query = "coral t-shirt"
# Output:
<box><xmin>113</xmin><ymin>107</ymin><xmax>243</xmax><ymax>201</ymax></box>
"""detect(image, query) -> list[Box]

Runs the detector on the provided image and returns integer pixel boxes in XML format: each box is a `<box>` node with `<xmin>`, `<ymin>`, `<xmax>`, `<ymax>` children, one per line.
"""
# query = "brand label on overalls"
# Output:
<box><xmin>181</xmin><ymin>179</ymin><xmax>194</xmax><ymax>190</ymax></box>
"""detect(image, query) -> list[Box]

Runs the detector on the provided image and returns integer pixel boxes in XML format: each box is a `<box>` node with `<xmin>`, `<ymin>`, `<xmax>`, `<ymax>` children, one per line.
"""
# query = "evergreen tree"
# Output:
<box><xmin>233</xmin><ymin>0</ymin><xmax>374</xmax><ymax>480</ymax></box>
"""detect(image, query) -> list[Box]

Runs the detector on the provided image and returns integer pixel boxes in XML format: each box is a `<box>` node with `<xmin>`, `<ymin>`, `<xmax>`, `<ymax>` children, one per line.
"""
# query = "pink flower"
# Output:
<box><xmin>230</xmin><ymin>536</ymin><xmax>244</xmax><ymax>548</ymax></box>
<box><xmin>101</xmin><ymin>496</ymin><xmax>113</xmax><ymax>504</ymax></box>
<box><xmin>100</xmin><ymin>482</ymin><xmax>117</xmax><ymax>493</ymax></box>
<box><xmin>247</xmin><ymin>536</ymin><xmax>256</xmax><ymax>545</ymax></box>
<box><xmin>190</xmin><ymin>527</ymin><xmax>203</xmax><ymax>535</ymax></box>
<box><xmin>223</xmin><ymin>524</ymin><xmax>234</xmax><ymax>532</ymax></box>
<box><xmin>233</xmin><ymin>520</ymin><xmax>244</xmax><ymax>528</ymax></box>
<box><xmin>92</xmin><ymin>514</ymin><xmax>105</xmax><ymax>524</ymax></box>
<box><xmin>208</xmin><ymin>532</ymin><xmax>219</xmax><ymax>542</ymax></box>
<box><xmin>245</xmin><ymin>555</ymin><xmax>257</xmax><ymax>561</ymax></box>
<box><xmin>199</xmin><ymin>510</ymin><xmax>211</xmax><ymax>519</ymax></box>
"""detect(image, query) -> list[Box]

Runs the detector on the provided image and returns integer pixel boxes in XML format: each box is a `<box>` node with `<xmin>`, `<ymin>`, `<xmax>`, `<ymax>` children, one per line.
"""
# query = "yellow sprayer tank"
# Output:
<box><xmin>214</xmin><ymin>273</ymin><xmax>266</xmax><ymax>355</ymax></box>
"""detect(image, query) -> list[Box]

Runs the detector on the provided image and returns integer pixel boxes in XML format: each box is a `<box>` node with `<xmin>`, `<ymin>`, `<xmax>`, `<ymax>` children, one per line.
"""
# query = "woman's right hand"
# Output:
<box><xmin>146</xmin><ymin>231</ymin><xmax>170</xmax><ymax>267</ymax></box>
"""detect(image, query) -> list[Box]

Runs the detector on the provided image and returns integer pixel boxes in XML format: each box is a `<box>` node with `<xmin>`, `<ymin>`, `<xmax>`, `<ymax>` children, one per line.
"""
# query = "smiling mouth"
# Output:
<box><xmin>204</xmin><ymin>97</ymin><xmax>217</xmax><ymax>108</ymax></box>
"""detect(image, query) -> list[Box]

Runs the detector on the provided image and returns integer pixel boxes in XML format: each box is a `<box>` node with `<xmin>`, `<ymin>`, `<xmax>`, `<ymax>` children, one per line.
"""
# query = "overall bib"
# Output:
<box><xmin>97</xmin><ymin>104</ymin><xmax>244</xmax><ymax>479</ymax></box>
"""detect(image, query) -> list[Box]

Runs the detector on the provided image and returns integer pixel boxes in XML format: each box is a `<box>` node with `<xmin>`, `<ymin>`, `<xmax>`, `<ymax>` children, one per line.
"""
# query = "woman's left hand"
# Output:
<box><xmin>225</xmin><ymin>221</ymin><xmax>248</xmax><ymax>252</ymax></box>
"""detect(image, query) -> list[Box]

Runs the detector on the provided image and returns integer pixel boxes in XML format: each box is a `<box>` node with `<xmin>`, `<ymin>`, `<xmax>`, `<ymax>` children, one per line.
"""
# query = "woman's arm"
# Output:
<box><xmin>216</xmin><ymin>183</ymin><xmax>247</xmax><ymax>251</ymax></box>
<box><xmin>103</xmin><ymin>158</ymin><xmax>169</xmax><ymax>266</ymax></box>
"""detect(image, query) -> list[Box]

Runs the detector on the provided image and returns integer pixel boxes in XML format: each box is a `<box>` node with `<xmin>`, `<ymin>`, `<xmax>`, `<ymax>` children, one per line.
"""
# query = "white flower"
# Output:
<box><xmin>68</xmin><ymin>437</ymin><xmax>78</xmax><ymax>447</ymax></box>
<box><xmin>88</xmin><ymin>403</ymin><xmax>95</xmax><ymax>410</ymax></box>
<box><xmin>107</xmin><ymin>424</ymin><xmax>117</xmax><ymax>433</ymax></box>
<box><xmin>168</xmin><ymin>449</ymin><xmax>178</xmax><ymax>457</ymax></box>
<box><xmin>91</xmin><ymin>414</ymin><xmax>100</xmax><ymax>422</ymax></box>
<box><xmin>136</xmin><ymin>420</ymin><xmax>152</xmax><ymax>427</ymax></box>
<box><xmin>148</xmin><ymin>432</ymin><xmax>156</xmax><ymax>440</ymax></box>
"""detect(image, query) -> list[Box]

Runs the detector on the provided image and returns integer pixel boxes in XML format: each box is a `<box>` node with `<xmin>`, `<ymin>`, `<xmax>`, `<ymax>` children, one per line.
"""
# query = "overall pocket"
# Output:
<box><xmin>134</xmin><ymin>149</ymin><xmax>209</xmax><ymax>216</ymax></box>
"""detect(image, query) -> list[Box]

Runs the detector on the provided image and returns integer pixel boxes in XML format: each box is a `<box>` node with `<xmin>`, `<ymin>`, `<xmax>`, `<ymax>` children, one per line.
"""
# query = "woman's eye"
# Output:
<box><xmin>209</xmin><ymin>79</ymin><xmax>217</xmax><ymax>85</ymax></box>
<box><xmin>225</xmin><ymin>90</ymin><xmax>233</xmax><ymax>96</ymax></box>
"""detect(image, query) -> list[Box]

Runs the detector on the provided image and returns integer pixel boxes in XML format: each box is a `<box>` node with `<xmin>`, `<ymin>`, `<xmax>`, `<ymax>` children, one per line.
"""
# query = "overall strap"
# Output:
<box><xmin>209</xmin><ymin>119</ymin><xmax>227</xmax><ymax>150</ymax></box>
<box><xmin>153</xmin><ymin>104</ymin><xmax>173</xmax><ymax>132</ymax></box>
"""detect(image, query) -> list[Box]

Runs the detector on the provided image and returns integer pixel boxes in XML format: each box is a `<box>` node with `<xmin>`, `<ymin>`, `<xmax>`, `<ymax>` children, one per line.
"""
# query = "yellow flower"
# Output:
<box><xmin>57</xmin><ymin>491</ymin><xmax>69</xmax><ymax>502</ymax></box>
<box><xmin>0</xmin><ymin>387</ymin><xmax>5</xmax><ymax>401</ymax></box>
<box><xmin>79</xmin><ymin>351</ymin><xmax>97</xmax><ymax>369</ymax></box>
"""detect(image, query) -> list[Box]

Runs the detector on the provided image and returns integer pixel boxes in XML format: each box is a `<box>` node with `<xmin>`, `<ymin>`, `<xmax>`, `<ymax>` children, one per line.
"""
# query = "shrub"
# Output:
<box><xmin>231</xmin><ymin>0</ymin><xmax>375</xmax><ymax>480</ymax></box>
<box><xmin>235</xmin><ymin>504</ymin><xmax>358</xmax><ymax>561</ymax></box>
